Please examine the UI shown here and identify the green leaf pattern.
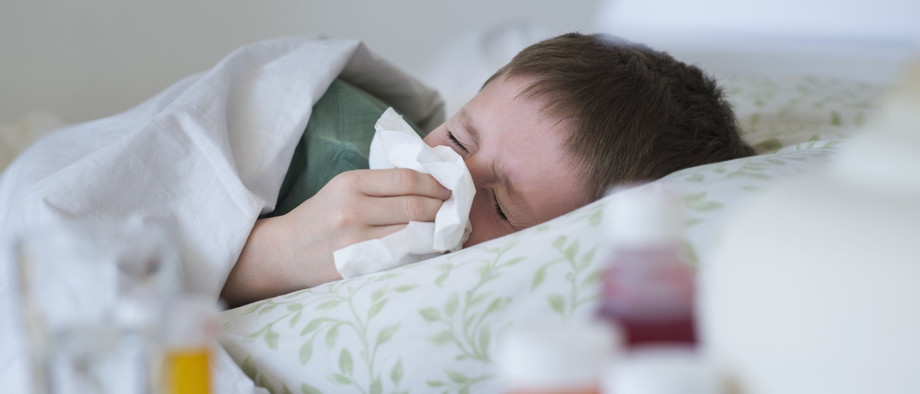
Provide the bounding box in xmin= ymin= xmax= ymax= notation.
xmin=724 ymin=74 xmax=883 ymax=153
xmin=226 ymin=272 xmax=418 ymax=394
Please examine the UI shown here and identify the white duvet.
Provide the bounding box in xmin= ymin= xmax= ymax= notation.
xmin=0 ymin=35 xmax=444 ymax=392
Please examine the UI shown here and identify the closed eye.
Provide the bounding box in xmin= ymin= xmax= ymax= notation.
xmin=492 ymin=193 xmax=508 ymax=222
xmin=446 ymin=131 xmax=469 ymax=154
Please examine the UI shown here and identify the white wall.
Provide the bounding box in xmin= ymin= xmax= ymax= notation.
xmin=0 ymin=0 xmax=601 ymax=125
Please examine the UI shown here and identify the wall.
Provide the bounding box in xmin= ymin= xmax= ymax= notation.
xmin=0 ymin=0 xmax=601 ymax=124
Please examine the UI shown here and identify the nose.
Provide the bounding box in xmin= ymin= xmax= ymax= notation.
xmin=463 ymin=156 xmax=493 ymax=191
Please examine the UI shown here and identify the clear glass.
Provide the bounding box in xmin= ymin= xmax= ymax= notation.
xmin=16 ymin=218 xmax=181 ymax=394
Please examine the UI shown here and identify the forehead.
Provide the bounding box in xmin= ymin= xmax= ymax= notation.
xmin=468 ymin=76 xmax=588 ymax=224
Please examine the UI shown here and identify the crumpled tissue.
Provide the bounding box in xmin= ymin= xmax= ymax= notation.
xmin=333 ymin=108 xmax=475 ymax=278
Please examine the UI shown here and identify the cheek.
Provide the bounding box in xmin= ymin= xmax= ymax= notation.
xmin=462 ymin=192 xmax=507 ymax=247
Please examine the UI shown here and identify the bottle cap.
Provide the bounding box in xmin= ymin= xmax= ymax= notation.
xmin=164 ymin=295 xmax=221 ymax=347
xmin=605 ymin=184 xmax=684 ymax=248
xmin=602 ymin=346 xmax=718 ymax=394
xmin=496 ymin=321 xmax=621 ymax=390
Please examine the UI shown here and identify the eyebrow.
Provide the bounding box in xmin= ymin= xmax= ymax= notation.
xmin=459 ymin=109 xmax=527 ymax=228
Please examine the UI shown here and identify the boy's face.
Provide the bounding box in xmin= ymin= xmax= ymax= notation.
xmin=425 ymin=75 xmax=589 ymax=247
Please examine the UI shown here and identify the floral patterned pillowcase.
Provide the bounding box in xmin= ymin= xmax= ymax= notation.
xmin=218 ymin=75 xmax=885 ymax=394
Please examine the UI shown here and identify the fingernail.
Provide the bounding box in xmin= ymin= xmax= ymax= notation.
xmin=441 ymin=186 xmax=452 ymax=200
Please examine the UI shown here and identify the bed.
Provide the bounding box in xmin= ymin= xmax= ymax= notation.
xmin=1 ymin=4 xmax=918 ymax=394
xmin=212 ymin=23 xmax=918 ymax=394
xmin=217 ymin=49 xmax=909 ymax=394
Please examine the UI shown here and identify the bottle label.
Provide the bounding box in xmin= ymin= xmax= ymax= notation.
xmin=164 ymin=346 xmax=212 ymax=394
xmin=599 ymin=261 xmax=697 ymax=345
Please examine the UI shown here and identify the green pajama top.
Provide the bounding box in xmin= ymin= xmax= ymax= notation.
xmin=267 ymin=79 xmax=427 ymax=217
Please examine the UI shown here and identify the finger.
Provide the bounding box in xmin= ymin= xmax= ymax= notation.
xmin=357 ymin=168 xmax=451 ymax=200
xmin=361 ymin=195 xmax=445 ymax=226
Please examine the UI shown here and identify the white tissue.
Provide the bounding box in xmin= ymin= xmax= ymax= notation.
xmin=333 ymin=108 xmax=475 ymax=278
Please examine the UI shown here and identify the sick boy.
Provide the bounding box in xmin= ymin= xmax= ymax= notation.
xmin=221 ymin=32 xmax=755 ymax=306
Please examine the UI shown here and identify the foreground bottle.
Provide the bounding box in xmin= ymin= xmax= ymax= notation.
xmin=497 ymin=322 xmax=620 ymax=394
xmin=158 ymin=296 xmax=219 ymax=394
xmin=596 ymin=185 xmax=697 ymax=348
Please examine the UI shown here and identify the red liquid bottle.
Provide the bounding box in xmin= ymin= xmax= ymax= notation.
xmin=597 ymin=185 xmax=697 ymax=348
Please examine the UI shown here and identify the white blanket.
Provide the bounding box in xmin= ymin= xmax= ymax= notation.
xmin=0 ymin=35 xmax=444 ymax=392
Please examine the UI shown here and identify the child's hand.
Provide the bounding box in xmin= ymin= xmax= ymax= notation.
xmin=300 ymin=168 xmax=451 ymax=252
xmin=221 ymin=168 xmax=449 ymax=307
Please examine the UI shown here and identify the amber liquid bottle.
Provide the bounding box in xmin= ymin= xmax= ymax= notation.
xmin=597 ymin=186 xmax=697 ymax=348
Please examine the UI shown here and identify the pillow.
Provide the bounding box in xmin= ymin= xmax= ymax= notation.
xmin=219 ymin=74 xmax=886 ymax=394
xmin=724 ymin=74 xmax=884 ymax=153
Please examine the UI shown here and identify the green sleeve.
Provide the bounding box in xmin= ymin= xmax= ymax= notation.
xmin=266 ymin=79 xmax=426 ymax=218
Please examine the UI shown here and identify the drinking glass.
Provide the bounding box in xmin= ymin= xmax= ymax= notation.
xmin=17 ymin=218 xmax=181 ymax=394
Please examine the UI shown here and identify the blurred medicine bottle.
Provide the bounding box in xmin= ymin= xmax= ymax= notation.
xmin=596 ymin=185 xmax=697 ymax=348
xmin=496 ymin=322 xmax=620 ymax=394
xmin=155 ymin=295 xmax=220 ymax=394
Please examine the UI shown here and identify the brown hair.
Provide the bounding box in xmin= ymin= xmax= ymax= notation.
xmin=486 ymin=32 xmax=755 ymax=201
